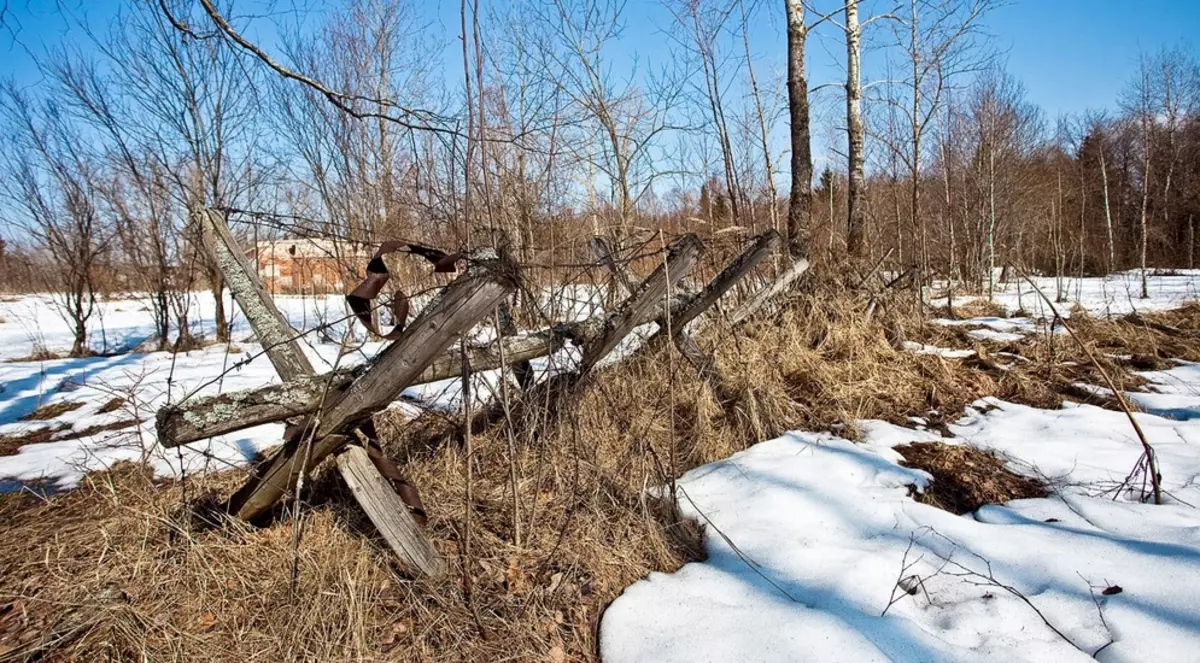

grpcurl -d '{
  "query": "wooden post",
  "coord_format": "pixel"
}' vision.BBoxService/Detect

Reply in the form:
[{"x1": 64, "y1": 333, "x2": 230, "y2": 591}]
[
  {"x1": 196, "y1": 208, "x2": 314, "y2": 380},
  {"x1": 646, "y1": 231, "x2": 780, "y2": 397},
  {"x1": 589, "y1": 236, "x2": 639, "y2": 296},
  {"x1": 337, "y1": 445, "x2": 445, "y2": 577},
  {"x1": 728, "y1": 255, "x2": 810, "y2": 325},
  {"x1": 190, "y1": 208, "x2": 511, "y2": 577},
  {"x1": 157, "y1": 329, "x2": 564, "y2": 447},
  {"x1": 666, "y1": 229, "x2": 781, "y2": 335},
  {"x1": 228, "y1": 263, "x2": 514, "y2": 522},
  {"x1": 581, "y1": 234, "x2": 703, "y2": 371}
]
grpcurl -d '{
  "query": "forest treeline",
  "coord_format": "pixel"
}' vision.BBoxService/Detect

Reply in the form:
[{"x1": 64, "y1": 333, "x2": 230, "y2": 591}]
[{"x1": 0, "y1": 0, "x2": 1197, "y2": 356}]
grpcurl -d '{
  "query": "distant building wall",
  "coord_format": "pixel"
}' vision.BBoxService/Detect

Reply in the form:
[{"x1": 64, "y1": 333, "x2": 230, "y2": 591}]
[{"x1": 249, "y1": 238, "x2": 369, "y2": 294}]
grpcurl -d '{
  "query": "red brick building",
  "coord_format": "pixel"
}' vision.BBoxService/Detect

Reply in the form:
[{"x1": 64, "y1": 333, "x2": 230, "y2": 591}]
[{"x1": 249, "y1": 238, "x2": 369, "y2": 294}]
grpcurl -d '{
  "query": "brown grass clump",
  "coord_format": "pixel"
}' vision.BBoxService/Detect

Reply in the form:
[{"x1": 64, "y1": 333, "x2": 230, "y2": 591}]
[
  {"x1": 20, "y1": 401, "x2": 84, "y2": 421},
  {"x1": 4, "y1": 348, "x2": 62, "y2": 363},
  {"x1": 0, "y1": 424, "x2": 71, "y2": 456},
  {"x1": 911, "y1": 303, "x2": 1200, "y2": 414},
  {"x1": 97, "y1": 398, "x2": 127, "y2": 414},
  {"x1": 711, "y1": 287, "x2": 1000, "y2": 439},
  {"x1": 896, "y1": 442, "x2": 1048, "y2": 514}
]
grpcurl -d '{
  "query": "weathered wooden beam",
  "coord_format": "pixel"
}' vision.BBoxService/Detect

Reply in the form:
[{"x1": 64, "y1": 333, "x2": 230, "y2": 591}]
[
  {"x1": 727, "y1": 255, "x2": 810, "y2": 325},
  {"x1": 228, "y1": 263, "x2": 514, "y2": 521},
  {"x1": 581, "y1": 234, "x2": 703, "y2": 371},
  {"x1": 655, "y1": 230, "x2": 780, "y2": 400},
  {"x1": 336, "y1": 444, "x2": 445, "y2": 577},
  {"x1": 665, "y1": 229, "x2": 781, "y2": 335},
  {"x1": 196, "y1": 208, "x2": 315, "y2": 380},
  {"x1": 157, "y1": 328, "x2": 564, "y2": 447}
]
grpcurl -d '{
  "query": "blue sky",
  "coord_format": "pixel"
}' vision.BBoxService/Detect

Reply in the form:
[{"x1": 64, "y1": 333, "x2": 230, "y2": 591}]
[{"x1": 3, "y1": 0, "x2": 1197, "y2": 122}]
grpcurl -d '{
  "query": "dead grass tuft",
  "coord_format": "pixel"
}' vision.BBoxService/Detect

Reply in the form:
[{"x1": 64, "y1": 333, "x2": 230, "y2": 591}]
[
  {"x1": 4, "y1": 348, "x2": 62, "y2": 363},
  {"x1": 97, "y1": 398, "x2": 126, "y2": 414},
  {"x1": 896, "y1": 441, "x2": 1048, "y2": 514},
  {"x1": 20, "y1": 401, "x2": 84, "y2": 421},
  {"x1": 0, "y1": 424, "x2": 71, "y2": 456}
]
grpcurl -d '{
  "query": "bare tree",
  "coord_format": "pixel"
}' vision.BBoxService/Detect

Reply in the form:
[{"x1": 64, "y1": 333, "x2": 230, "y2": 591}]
[
  {"x1": 785, "y1": 0, "x2": 813, "y2": 257},
  {"x1": 1, "y1": 85, "x2": 111, "y2": 356},
  {"x1": 843, "y1": 0, "x2": 867, "y2": 258}
]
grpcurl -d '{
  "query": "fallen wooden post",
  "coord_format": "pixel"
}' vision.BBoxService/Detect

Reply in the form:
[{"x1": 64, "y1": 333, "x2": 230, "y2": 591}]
[
  {"x1": 650, "y1": 230, "x2": 780, "y2": 397},
  {"x1": 662, "y1": 229, "x2": 781, "y2": 335},
  {"x1": 179, "y1": 208, "x2": 515, "y2": 577},
  {"x1": 157, "y1": 328, "x2": 565, "y2": 447},
  {"x1": 337, "y1": 445, "x2": 445, "y2": 577},
  {"x1": 728, "y1": 254, "x2": 810, "y2": 325},
  {"x1": 197, "y1": 208, "x2": 315, "y2": 381},
  {"x1": 581, "y1": 234, "x2": 703, "y2": 371},
  {"x1": 589, "y1": 236, "x2": 640, "y2": 296}
]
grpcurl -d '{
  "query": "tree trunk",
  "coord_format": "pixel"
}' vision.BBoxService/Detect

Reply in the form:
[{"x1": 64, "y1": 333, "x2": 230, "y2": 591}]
[
  {"x1": 844, "y1": 0, "x2": 866, "y2": 258},
  {"x1": 1139, "y1": 129, "x2": 1151, "y2": 299},
  {"x1": 1189, "y1": 215, "x2": 1195, "y2": 270},
  {"x1": 1099, "y1": 148, "x2": 1115, "y2": 273},
  {"x1": 785, "y1": 0, "x2": 812, "y2": 258},
  {"x1": 211, "y1": 266, "x2": 229, "y2": 343}
]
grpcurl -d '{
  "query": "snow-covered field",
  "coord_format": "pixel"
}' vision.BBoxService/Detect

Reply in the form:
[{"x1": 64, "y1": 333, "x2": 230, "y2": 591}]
[
  {"x1": 602, "y1": 271, "x2": 1200, "y2": 663},
  {"x1": 4, "y1": 272, "x2": 1200, "y2": 660},
  {"x1": 0, "y1": 286, "x2": 605, "y2": 491}
]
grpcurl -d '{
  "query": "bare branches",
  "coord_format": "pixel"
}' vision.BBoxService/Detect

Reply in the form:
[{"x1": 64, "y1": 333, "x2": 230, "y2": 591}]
[{"x1": 177, "y1": 0, "x2": 456, "y2": 136}]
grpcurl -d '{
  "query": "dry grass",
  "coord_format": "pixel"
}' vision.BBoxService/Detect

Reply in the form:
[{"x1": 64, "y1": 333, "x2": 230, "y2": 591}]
[
  {"x1": 97, "y1": 399, "x2": 127, "y2": 414},
  {"x1": 896, "y1": 442, "x2": 1048, "y2": 514},
  {"x1": 1, "y1": 289, "x2": 1192, "y2": 661},
  {"x1": 20, "y1": 402, "x2": 84, "y2": 422},
  {"x1": 3, "y1": 348, "x2": 62, "y2": 364},
  {"x1": 0, "y1": 425, "x2": 71, "y2": 456},
  {"x1": 914, "y1": 302, "x2": 1200, "y2": 413}
]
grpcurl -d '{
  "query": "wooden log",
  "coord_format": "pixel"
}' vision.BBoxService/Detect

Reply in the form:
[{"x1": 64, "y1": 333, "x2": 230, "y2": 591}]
[
  {"x1": 196, "y1": 208, "x2": 315, "y2": 380},
  {"x1": 229, "y1": 264, "x2": 514, "y2": 521},
  {"x1": 337, "y1": 444, "x2": 445, "y2": 577},
  {"x1": 664, "y1": 229, "x2": 780, "y2": 335},
  {"x1": 653, "y1": 231, "x2": 780, "y2": 401},
  {"x1": 727, "y1": 255, "x2": 810, "y2": 325},
  {"x1": 157, "y1": 329, "x2": 564, "y2": 447},
  {"x1": 581, "y1": 234, "x2": 703, "y2": 371}
]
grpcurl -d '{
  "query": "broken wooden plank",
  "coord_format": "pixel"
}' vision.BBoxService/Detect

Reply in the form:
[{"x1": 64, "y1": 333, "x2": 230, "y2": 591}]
[
  {"x1": 664, "y1": 229, "x2": 781, "y2": 336},
  {"x1": 228, "y1": 262, "x2": 514, "y2": 521},
  {"x1": 727, "y1": 254, "x2": 810, "y2": 325},
  {"x1": 581, "y1": 234, "x2": 704, "y2": 371},
  {"x1": 196, "y1": 208, "x2": 314, "y2": 380},
  {"x1": 337, "y1": 444, "x2": 445, "y2": 578},
  {"x1": 157, "y1": 329, "x2": 564, "y2": 447}
]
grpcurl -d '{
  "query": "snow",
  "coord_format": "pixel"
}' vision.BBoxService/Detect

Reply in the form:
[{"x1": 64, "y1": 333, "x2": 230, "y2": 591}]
[
  {"x1": 900, "y1": 341, "x2": 975, "y2": 359},
  {"x1": 0, "y1": 291, "x2": 586, "y2": 491},
  {"x1": 602, "y1": 272, "x2": 1200, "y2": 663},
  {"x1": 603, "y1": 402, "x2": 1200, "y2": 661},
  {"x1": 931, "y1": 270, "x2": 1200, "y2": 319}
]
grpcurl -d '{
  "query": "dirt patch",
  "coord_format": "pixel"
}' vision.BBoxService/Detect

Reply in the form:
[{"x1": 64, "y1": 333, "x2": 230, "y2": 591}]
[
  {"x1": 21, "y1": 401, "x2": 84, "y2": 421},
  {"x1": 0, "y1": 424, "x2": 71, "y2": 455},
  {"x1": 0, "y1": 418, "x2": 138, "y2": 456},
  {"x1": 97, "y1": 398, "x2": 126, "y2": 414},
  {"x1": 896, "y1": 441, "x2": 1048, "y2": 514}
]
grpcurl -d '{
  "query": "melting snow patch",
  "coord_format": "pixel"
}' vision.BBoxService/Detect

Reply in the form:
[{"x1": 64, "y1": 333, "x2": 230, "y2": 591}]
[{"x1": 604, "y1": 383, "x2": 1200, "y2": 661}]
